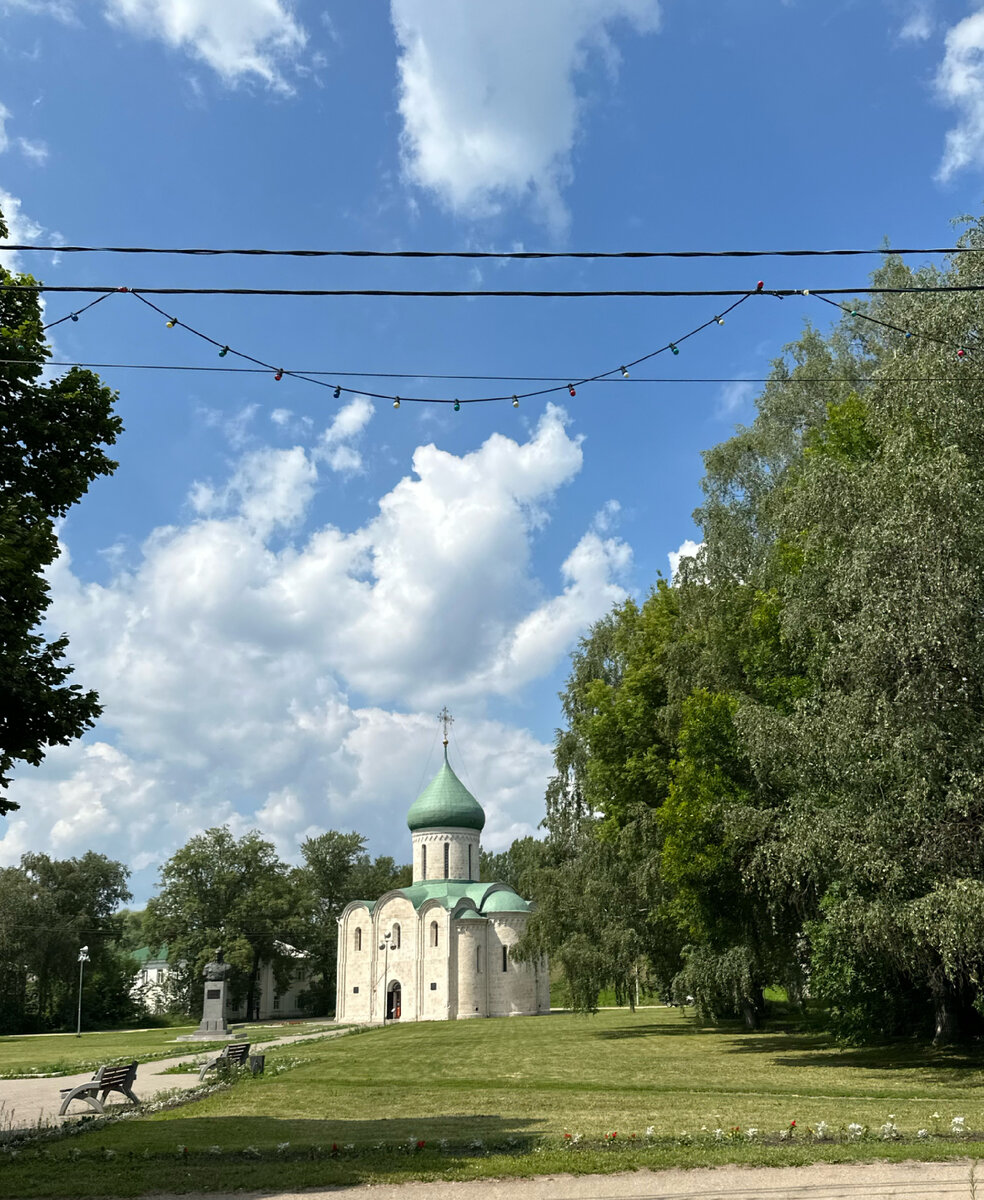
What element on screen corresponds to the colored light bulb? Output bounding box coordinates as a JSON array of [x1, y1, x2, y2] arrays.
[[219, 346, 229, 357], [274, 369, 283, 381], [334, 385, 341, 399], [669, 343, 679, 356], [512, 396, 519, 408], [70, 312, 79, 323], [756, 281, 764, 291], [393, 397, 401, 409], [166, 317, 177, 328], [453, 399, 460, 411], [568, 384, 576, 396], [620, 366, 629, 378], [715, 316, 724, 326]]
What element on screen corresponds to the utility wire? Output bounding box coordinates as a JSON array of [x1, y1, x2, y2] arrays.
[[7, 283, 984, 297], [3, 244, 981, 260], [0, 361, 962, 387]]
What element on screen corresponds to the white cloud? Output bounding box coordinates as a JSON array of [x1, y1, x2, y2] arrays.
[[899, 2, 934, 42], [103, 0, 308, 92], [0, 103, 10, 154], [668, 538, 702, 581], [717, 379, 756, 418], [17, 136, 48, 164], [315, 396, 374, 473], [391, 0, 661, 227], [0, 188, 43, 272], [1, 407, 625, 890], [936, 9, 984, 180]]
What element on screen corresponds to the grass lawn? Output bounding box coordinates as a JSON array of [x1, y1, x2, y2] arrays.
[[0, 1019, 334, 1077], [3, 1006, 984, 1195]]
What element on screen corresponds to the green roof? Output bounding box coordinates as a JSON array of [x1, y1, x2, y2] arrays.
[[407, 748, 486, 832], [481, 888, 533, 913], [365, 879, 532, 916], [132, 944, 168, 964]]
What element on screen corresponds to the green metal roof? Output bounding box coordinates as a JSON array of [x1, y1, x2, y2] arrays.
[[481, 888, 533, 913], [406, 748, 486, 832], [132, 944, 168, 964], [376, 879, 533, 916]]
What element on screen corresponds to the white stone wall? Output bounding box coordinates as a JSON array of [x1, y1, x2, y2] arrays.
[[374, 896, 418, 1020], [486, 915, 538, 1016], [336, 906, 373, 1023], [419, 904, 452, 1020], [412, 828, 480, 883], [454, 920, 488, 1017]]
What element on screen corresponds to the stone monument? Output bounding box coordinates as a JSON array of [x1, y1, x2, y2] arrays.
[[190, 947, 232, 1039]]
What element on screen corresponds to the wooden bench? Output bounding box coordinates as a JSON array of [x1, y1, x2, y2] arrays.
[[58, 1062, 140, 1115], [198, 1041, 251, 1080]]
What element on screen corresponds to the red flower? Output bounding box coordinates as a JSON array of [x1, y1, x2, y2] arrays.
[[417, 1141, 426, 1150], [790, 1120, 796, 1128], [564, 1134, 572, 1140]]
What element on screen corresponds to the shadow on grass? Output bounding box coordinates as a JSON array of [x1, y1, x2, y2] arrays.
[[591, 1022, 714, 1039], [92, 1112, 544, 1151], [723, 1033, 983, 1073]]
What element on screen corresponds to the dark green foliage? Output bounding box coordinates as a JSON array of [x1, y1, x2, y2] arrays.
[[0, 851, 137, 1033], [520, 217, 984, 1042], [0, 205, 122, 812]]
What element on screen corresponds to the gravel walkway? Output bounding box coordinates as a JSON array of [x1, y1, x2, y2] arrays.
[[149, 1160, 979, 1200], [0, 1026, 352, 1132]]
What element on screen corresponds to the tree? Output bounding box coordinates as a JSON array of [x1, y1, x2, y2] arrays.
[[294, 831, 410, 1013], [0, 851, 135, 1032], [144, 827, 302, 1018], [0, 206, 122, 813]]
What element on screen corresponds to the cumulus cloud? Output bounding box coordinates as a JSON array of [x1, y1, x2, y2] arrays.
[[391, 0, 661, 227], [1, 408, 625, 894], [936, 9, 984, 180], [0, 103, 10, 154], [103, 0, 308, 92], [316, 396, 374, 473]]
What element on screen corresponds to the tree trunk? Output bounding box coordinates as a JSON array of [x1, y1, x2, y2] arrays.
[[931, 979, 961, 1046], [742, 999, 759, 1030], [245, 949, 261, 1021]]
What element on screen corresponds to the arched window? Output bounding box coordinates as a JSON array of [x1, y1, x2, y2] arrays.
[[502, 946, 508, 972], [468, 843, 472, 879], [475, 944, 482, 973], [430, 920, 439, 948], [444, 842, 450, 879], [354, 927, 362, 952], [392, 923, 401, 949], [421, 843, 427, 877]]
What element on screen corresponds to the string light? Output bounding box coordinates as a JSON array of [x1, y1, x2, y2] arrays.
[[31, 281, 980, 410], [756, 281, 764, 291]]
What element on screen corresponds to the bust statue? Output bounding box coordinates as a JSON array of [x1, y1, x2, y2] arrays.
[[202, 947, 231, 982]]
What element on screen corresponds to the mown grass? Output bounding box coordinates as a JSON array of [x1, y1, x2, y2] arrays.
[[0, 1019, 333, 1077], [3, 1006, 984, 1196]]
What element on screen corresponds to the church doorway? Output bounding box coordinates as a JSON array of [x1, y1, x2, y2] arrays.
[[387, 981, 402, 1021]]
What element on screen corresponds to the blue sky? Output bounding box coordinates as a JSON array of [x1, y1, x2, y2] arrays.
[[2, 0, 983, 901]]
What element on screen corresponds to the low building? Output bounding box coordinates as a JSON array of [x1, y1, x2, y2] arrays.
[[335, 743, 549, 1022], [131, 943, 313, 1020]]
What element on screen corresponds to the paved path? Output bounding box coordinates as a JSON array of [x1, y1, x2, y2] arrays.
[[0, 1026, 352, 1131], [153, 1160, 980, 1200]]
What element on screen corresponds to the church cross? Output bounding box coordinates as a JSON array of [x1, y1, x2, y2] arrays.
[[438, 706, 454, 746]]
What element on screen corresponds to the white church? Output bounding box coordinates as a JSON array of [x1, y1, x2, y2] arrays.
[[335, 737, 550, 1023]]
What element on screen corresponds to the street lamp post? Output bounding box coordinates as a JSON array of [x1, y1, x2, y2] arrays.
[[378, 931, 391, 1025], [75, 946, 90, 1038]]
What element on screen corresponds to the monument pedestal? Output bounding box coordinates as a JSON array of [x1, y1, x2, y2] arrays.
[[190, 979, 230, 1039]]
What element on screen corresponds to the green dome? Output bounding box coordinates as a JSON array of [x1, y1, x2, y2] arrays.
[[481, 888, 532, 913], [407, 748, 486, 832]]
